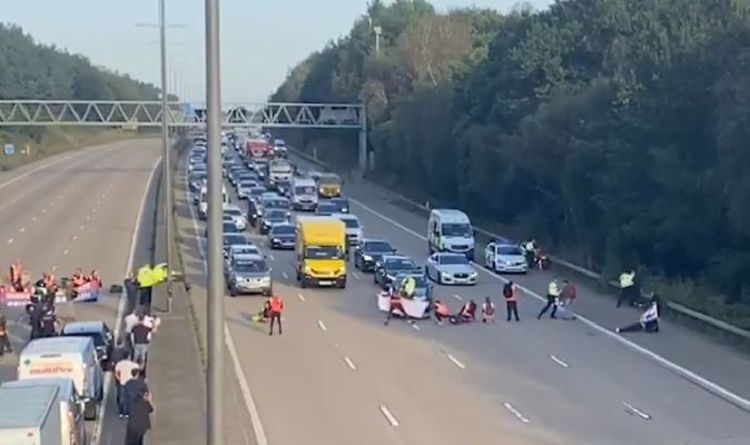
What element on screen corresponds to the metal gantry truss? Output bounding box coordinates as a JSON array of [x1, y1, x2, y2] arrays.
[[0, 100, 364, 129]]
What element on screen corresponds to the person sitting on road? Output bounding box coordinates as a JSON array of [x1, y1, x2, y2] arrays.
[[87, 269, 103, 288], [482, 297, 496, 323], [459, 300, 476, 321], [10, 261, 24, 292], [251, 300, 272, 323], [43, 272, 58, 295], [616, 301, 659, 334], [433, 300, 450, 325]]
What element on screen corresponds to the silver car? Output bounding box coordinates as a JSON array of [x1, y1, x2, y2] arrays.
[[484, 242, 528, 274], [425, 252, 478, 285], [226, 254, 272, 296]]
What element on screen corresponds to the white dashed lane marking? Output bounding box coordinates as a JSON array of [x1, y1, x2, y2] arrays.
[[317, 320, 328, 332], [19, 227, 25, 233], [7, 238, 13, 245], [297, 293, 306, 302], [343, 357, 357, 370], [550, 355, 570, 368], [453, 294, 463, 301], [446, 354, 466, 370], [63, 249, 69, 255], [379, 406, 400, 427], [31, 216, 37, 222], [282, 271, 289, 279], [622, 402, 652, 420], [503, 402, 530, 424]]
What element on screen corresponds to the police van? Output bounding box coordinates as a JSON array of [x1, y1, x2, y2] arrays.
[[427, 209, 476, 261], [17, 337, 103, 421]]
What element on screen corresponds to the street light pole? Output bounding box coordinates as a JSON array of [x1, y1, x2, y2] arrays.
[[158, 0, 174, 297], [205, 0, 224, 444]]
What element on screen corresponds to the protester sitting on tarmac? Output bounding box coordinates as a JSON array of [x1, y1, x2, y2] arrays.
[[616, 301, 660, 334], [459, 300, 477, 321], [433, 300, 450, 325], [482, 297, 496, 323], [251, 300, 272, 323], [10, 260, 24, 292], [87, 270, 103, 288]]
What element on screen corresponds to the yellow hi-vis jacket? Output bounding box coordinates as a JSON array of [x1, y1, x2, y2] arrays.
[[619, 272, 635, 289], [137, 263, 169, 288], [401, 276, 416, 299]]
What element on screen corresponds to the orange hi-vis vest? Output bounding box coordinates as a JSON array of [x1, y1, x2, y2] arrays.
[[435, 303, 449, 316], [270, 296, 284, 313], [506, 286, 519, 302]]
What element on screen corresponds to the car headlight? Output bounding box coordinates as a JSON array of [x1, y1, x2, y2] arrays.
[[469, 271, 478, 278], [272, 238, 280, 242], [441, 272, 451, 280], [362, 254, 372, 261]]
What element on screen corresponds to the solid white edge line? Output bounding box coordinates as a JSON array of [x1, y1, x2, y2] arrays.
[[446, 354, 466, 370], [379, 405, 400, 427], [317, 320, 328, 332], [297, 293, 306, 302], [343, 356, 357, 370], [92, 156, 160, 445], [549, 355, 570, 369], [503, 402, 530, 424], [184, 164, 269, 445], [622, 401, 652, 420], [348, 195, 750, 412]]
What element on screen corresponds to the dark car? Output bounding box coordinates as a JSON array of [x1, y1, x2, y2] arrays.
[[206, 221, 240, 238], [354, 239, 396, 272], [315, 200, 339, 216], [223, 233, 249, 258], [267, 223, 296, 250], [392, 272, 433, 301], [373, 255, 421, 289], [60, 321, 114, 370], [329, 197, 350, 214], [259, 208, 289, 235]]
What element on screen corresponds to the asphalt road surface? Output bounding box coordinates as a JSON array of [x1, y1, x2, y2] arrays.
[[0, 139, 161, 445], [174, 147, 750, 445]]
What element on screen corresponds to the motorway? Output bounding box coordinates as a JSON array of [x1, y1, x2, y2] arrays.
[[174, 147, 750, 445], [0, 139, 161, 445]]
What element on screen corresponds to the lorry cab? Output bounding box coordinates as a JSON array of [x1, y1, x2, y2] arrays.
[[290, 177, 318, 211], [17, 337, 103, 421], [295, 216, 347, 288], [4, 378, 86, 445], [315, 173, 342, 198], [427, 209, 475, 261], [0, 385, 61, 445]]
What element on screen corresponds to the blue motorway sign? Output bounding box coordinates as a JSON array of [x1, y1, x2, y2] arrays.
[[3, 144, 15, 156]]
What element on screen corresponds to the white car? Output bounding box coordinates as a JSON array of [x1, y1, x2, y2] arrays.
[[484, 241, 528, 273], [224, 205, 247, 231], [424, 252, 478, 285], [332, 213, 363, 246]]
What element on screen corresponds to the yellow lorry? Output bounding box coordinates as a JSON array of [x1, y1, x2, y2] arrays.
[[295, 216, 347, 288]]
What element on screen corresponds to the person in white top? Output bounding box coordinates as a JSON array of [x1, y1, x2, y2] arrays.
[[115, 358, 141, 417], [616, 301, 659, 333], [124, 306, 160, 334]]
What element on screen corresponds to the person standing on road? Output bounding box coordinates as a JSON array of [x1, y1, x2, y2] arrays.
[[503, 281, 520, 322], [269, 294, 284, 336], [384, 287, 404, 326], [114, 355, 140, 417], [616, 269, 637, 308], [39, 304, 59, 337], [125, 387, 154, 445], [537, 277, 560, 319], [130, 315, 153, 367], [558, 280, 578, 320], [0, 308, 12, 356]]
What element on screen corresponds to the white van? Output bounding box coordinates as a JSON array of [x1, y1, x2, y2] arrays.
[[4, 378, 87, 445], [290, 177, 318, 211], [18, 337, 103, 421], [427, 209, 476, 260], [198, 184, 229, 220]]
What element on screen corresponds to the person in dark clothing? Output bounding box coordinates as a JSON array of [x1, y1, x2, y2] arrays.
[[503, 281, 520, 322], [39, 305, 58, 337], [0, 309, 12, 356], [124, 273, 139, 309], [124, 369, 149, 408], [27, 301, 43, 339], [125, 388, 154, 445], [138, 286, 152, 314]]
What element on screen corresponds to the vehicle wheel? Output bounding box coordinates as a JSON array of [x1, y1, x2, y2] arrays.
[[373, 274, 378, 285], [263, 287, 272, 297], [337, 279, 346, 289], [229, 286, 237, 297], [300, 277, 307, 289], [354, 256, 360, 269], [437, 273, 443, 285], [84, 402, 97, 421]]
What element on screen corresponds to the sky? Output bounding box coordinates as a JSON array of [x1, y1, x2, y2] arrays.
[[2, 0, 553, 103]]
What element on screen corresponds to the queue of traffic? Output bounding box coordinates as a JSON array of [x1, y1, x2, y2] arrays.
[[186, 127, 549, 324]]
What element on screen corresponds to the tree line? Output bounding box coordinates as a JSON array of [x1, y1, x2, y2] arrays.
[[271, 0, 750, 326]]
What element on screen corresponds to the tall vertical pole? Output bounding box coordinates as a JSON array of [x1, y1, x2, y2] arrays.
[[159, 0, 174, 288], [358, 104, 367, 172], [205, 0, 224, 444]]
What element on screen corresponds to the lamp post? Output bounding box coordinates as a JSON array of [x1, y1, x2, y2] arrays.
[[204, 0, 224, 444]]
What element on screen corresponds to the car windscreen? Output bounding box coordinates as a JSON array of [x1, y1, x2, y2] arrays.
[[304, 246, 344, 259], [386, 258, 416, 270], [265, 199, 289, 209], [497, 246, 523, 256], [318, 203, 337, 212], [224, 209, 242, 216], [295, 186, 315, 195], [365, 241, 392, 252], [439, 255, 469, 265], [331, 199, 349, 209], [232, 247, 259, 256], [265, 210, 287, 220], [341, 218, 359, 229], [63, 332, 105, 347], [223, 223, 239, 232], [441, 223, 472, 237], [223, 235, 246, 246], [318, 175, 341, 186], [250, 188, 265, 197], [271, 225, 295, 235], [234, 260, 267, 273]]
